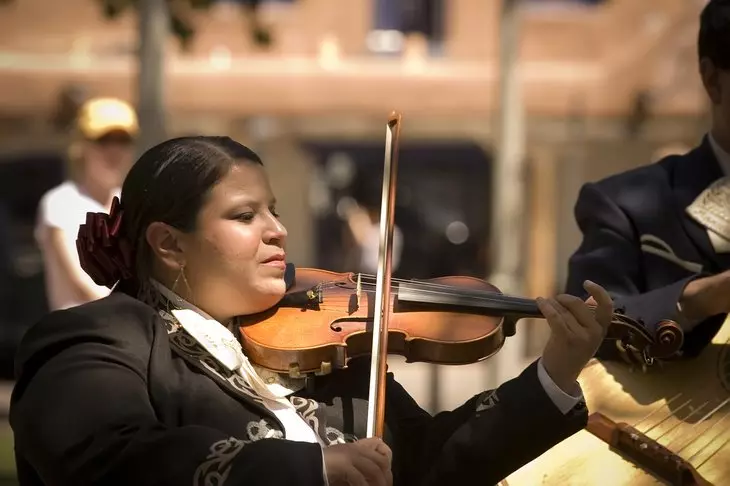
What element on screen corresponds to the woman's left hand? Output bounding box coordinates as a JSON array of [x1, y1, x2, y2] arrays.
[[537, 280, 613, 394]]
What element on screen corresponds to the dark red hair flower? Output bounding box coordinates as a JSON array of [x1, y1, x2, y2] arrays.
[[76, 196, 135, 289]]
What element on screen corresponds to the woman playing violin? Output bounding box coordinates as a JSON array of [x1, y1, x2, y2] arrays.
[[10, 136, 614, 486]]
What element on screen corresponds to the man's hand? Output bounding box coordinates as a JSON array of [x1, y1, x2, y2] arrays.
[[538, 280, 613, 394], [679, 270, 730, 323]]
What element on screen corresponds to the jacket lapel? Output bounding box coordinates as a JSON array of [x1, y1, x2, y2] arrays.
[[156, 308, 284, 427], [672, 137, 730, 272]]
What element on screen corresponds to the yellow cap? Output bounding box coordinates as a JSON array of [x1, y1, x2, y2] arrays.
[[77, 97, 139, 139]]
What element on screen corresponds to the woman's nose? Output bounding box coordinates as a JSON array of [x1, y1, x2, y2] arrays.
[[263, 214, 287, 242]]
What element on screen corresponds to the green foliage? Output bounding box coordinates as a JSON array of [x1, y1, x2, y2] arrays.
[[97, 0, 273, 50]]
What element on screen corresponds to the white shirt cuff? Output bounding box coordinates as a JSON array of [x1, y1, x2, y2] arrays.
[[321, 444, 329, 486], [536, 358, 584, 414]]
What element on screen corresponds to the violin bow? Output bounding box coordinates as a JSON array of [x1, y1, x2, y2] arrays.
[[365, 111, 402, 438]]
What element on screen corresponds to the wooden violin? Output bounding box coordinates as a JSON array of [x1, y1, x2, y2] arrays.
[[238, 111, 684, 439], [238, 266, 685, 378]]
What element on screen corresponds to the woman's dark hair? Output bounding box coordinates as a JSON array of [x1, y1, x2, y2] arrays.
[[699, 0, 730, 69], [117, 136, 263, 293]]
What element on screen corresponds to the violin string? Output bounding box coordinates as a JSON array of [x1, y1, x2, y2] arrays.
[[319, 274, 536, 305], [316, 285, 629, 323], [317, 284, 534, 311], [320, 283, 527, 309]]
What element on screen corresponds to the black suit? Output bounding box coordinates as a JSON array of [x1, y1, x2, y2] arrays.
[[566, 137, 729, 360], [10, 291, 586, 486]]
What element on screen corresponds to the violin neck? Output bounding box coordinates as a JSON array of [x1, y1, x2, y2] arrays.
[[396, 281, 542, 320]]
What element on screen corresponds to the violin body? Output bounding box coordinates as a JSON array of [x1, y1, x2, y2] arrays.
[[238, 268, 512, 377], [238, 267, 685, 378]]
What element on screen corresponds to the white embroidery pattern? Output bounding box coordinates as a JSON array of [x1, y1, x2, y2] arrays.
[[148, 297, 268, 410], [247, 418, 285, 441], [289, 396, 321, 435], [193, 437, 247, 486], [143, 288, 353, 446], [475, 390, 499, 413], [325, 426, 349, 445]]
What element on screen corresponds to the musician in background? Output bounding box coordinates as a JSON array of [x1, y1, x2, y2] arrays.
[[565, 0, 730, 362], [12, 136, 613, 486], [342, 196, 404, 275], [35, 97, 137, 311]]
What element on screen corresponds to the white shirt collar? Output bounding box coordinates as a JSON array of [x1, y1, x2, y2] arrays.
[[149, 279, 305, 398], [708, 132, 730, 177]]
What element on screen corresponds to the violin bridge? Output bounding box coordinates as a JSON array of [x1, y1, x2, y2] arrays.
[[356, 273, 362, 304]]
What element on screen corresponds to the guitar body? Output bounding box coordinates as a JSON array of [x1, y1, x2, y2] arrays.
[[507, 316, 730, 485]]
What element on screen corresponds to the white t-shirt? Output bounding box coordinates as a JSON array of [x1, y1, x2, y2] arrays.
[[35, 181, 119, 310]]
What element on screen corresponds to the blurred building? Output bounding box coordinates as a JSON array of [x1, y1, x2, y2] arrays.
[[0, 0, 710, 403]]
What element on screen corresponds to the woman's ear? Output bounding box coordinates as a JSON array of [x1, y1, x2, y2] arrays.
[[145, 222, 186, 271]]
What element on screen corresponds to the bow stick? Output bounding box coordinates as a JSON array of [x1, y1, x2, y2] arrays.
[[365, 111, 402, 438]]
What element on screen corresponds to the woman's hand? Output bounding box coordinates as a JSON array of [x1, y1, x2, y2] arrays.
[[537, 280, 613, 394], [323, 437, 393, 486]]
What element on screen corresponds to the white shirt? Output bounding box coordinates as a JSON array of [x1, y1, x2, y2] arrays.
[[35, 181, 119, 310]]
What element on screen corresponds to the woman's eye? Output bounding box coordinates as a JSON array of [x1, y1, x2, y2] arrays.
[[270, 208, 280, 218], [238, 212, 255, 222]]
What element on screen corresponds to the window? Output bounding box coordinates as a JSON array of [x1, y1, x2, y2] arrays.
[[368, 0, 445, 57]]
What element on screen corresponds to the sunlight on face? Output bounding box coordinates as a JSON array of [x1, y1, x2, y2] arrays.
[[178, 162, 288, 321], [82, 132, 135, 189]]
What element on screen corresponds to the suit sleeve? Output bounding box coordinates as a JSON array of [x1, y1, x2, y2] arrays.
[[9, 309, 326, 486], [565, 182, 701, 336], [386, 360, 587, 486]]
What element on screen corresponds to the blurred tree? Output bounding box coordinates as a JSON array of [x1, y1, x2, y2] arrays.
[[95, 0, 273, 154], [97, 0, 272, 50]]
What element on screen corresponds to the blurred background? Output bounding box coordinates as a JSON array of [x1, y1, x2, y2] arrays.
[[0, 0, 713, 481]]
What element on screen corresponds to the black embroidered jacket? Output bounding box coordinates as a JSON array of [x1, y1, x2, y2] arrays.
[[10, 292, 587, 486]]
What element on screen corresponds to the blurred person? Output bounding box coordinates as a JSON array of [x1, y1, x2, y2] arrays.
[[35, 97, 138, 311], [565, 0, 730, 362], [10, 135, 614, 486], [342, 197, 404, 275]]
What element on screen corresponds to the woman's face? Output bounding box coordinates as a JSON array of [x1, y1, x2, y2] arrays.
[[82, 132, 135, 190], [174, 162, 288, 321]]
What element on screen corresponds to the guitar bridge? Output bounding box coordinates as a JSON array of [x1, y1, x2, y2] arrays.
[[587, 413, 709, 486]]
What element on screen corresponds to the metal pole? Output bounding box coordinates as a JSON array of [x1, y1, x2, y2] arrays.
[[489, 0, 527, 383], [490, 0, 525, 297], [136, 0, 169, 155]]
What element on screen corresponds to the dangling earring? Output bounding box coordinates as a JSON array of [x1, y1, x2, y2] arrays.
[[180, 266, 194, 304], [172, 264, 184, 294], [171, 263, 195, 306]]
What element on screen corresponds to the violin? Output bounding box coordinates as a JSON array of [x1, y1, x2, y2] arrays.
[[238, 111, 684, 439], [238, 266, 684, 377]]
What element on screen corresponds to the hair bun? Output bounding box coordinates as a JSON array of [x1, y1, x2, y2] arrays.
[[76, 196, 135, 289]]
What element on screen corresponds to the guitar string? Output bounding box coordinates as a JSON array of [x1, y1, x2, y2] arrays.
[[641, 398, 695, 435], [631, 393, 683, 428], [684, 410, 730, 465], [694, 433, 730, 470], [649, 400, 709, 441], [672, 396, 730, 454]]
